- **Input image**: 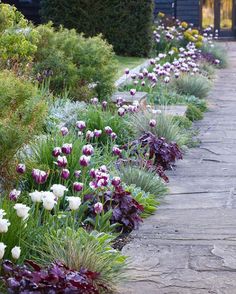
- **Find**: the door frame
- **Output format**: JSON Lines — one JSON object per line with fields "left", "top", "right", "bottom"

{"left": 200, "top": 0, "right": 235, "bottom": 37}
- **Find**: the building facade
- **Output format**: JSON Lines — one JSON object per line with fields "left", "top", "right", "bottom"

{"left": 3, "top": 0, "right": 236, "bottom": 37}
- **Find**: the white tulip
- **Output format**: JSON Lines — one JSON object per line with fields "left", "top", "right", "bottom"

{"left": 14, "top": 204, "right": 30, "bottom": 220}
{"left": 50, "top": 184, "right": 68, "bottom": 198}
{"left": 67, "top": 197, "right": 81, "bottom": 211}
{"left": 42, "top": 192, "right": 56, "bottom": 211}
{"left": 29, "top": 190, "right": 43, "bottom": 203}
{"left": 0, "top": 209, "right": 6, "bottom": 219}
{"left": 11, "top": 246, "right": 21, "bottom": 259}
{"left": 0, "top": 242, "right": 6, "bottom": 259}
{"left": 0, "top": 218, "right": 10, "bottom": 233}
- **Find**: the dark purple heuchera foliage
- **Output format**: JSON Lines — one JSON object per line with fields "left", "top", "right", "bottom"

{"left": 123, "top": 132, "right": 183, "bottom": 181}
{"left": 1, "top": 260, "right": 100, "bottom": 294}
{"left": 85, "top": 185, "right": 144, "bottom": 232}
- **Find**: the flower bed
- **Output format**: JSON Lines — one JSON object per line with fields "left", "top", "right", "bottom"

{"left": 0, "top": 5, "right": 225, "bottom": 293}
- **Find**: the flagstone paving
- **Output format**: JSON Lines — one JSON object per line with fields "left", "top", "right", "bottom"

{"left": 121, "top": 42, "right": 236, "bottom": 294}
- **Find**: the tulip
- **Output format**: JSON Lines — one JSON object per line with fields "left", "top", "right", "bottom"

{"left": 0, "top": 218, "right": 10, "bottom": 233}
{"left": 76, "top": 121, "right": 86, "bottom": 131}
{"left": 111, "top": 176, "right": 121, "bottom": 187}
{"left": 86, "top": 130, "right": 94, "bottom": 140}
{"left": 0, "top": 243, "right": 6, "bottom": 259}
{"left": 116, "top": 96, "right": 124, "bottom": 106}
{"left": 94, "top": 202, "right": 103, "bottom": 214}
{"left": 89, "top": 168, "right": 96, "bottom": 178}
{"left": 149, "top": 119, "right": 157, "bottom": 127}
{"left": 0, "top": 210, "right": 6, "bottom": 219}
{"left": 56, "top": 156, "right": 68, "bottom": 168}
{"left": 102, "top": 101, "right": 108, "bottom": 110}
{"left": 16, "top": 163, "right": 26, "bottom": 174}
{"left": 61, "top": 126, "right": 69, "bottom": 136}
{"left": 112, "top": 146, "right": 122, "bottom": 156}
{"left": 110, "top": 132, "right": 117, "bottom": 140}
{"left": 138, "top": 73, "right": 144, "bottom": 80}
{"left": 51, "top": 184, "right": 68, "bottom": 198}
{"left": 62, "top": 143, "right": 73, "bottom": 155}
{"left": 130, "top": 89, "right": 136, "bottom": 96}
{"left": 52, "top": 147, "right": 61, "bottom": 157}
{"left": 124, "top": 68, "right": 130, "bottom": 75}
{"left": 42, "top": 195, "right": 56, "bottom": 211}
{"left": 141, "top": 81, "right": 146, "bottom": 87}
{"left": 11, "top": 246, "right": 21, "bottom": 260}
{"left": 61, "top": 169, "right": 70, "bottom": 180}
{"left": 79, "top": 155, "right": 91, "bottom": 167}
{"left": 14, "top": 204, "right": 30, "bottom": 220}
{"left": 164, "top": 76, "right": 170, "bottom": 83}
{"left": 32, "top": 169, "right": 48, "bottom": 184}
{"left": 118, "top": 107, "right": 125, "bottom": 117}
{"left": 74, "top": 170, "right": 82, "bottom": 178}
{"left": 133, "top": 81, "right": 138, "bottom": 86}
{"left": 99, "top": 165, "right": 108, "bottom": 173}
{"left": 82, "top": 144, "right": 94, "bottom": 156}
{"left": 29, "top": 190, "right": 43, "bottom": 203}
{"left": 131, "top": 73, "right": 136, "bottom": 79}
{"left": 91, "top": 97, "right": 98, "bottom": 105}
{"left": 104, "top": 126, "right": 112, "bottom": 135}
{"left": 73, "top": 182, "right": 84, "bottom": 192}
{"left": 67, "top": 196, "right": 81, "bottom": 210}
{"left": 94, "top": 129, "right": 102, "bottom": 138}
{"left": 9, "top": 189, "right": 21, "bottom": 201}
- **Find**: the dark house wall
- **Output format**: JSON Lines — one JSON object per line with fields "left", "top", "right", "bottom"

{"left": 154, "top": 0, "right": 175, "bottom": 16}
{"left": 176, "top": 0, "right": 200, "bottom": 27}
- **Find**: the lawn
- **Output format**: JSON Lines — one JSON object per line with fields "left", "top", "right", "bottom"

{"left": 115, "top": 55, "right": 147, "bottom": 78}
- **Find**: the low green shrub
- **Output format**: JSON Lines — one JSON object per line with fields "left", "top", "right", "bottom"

{"left": 172, "top": 74, "right": 211, "bottom": 99}
{"left": 129, "top": 112, "right": 190, "bottom": 147}
{"left": 118, "top": 165, "right": 167, "bottom": 197}
{"left": 186, "top": 104, "right": 203, "bottom": 121}
{"left": 34, "top": 23, "right": 117, "bottom": 100}
{"left": 0, "top": 71, "right": 48, "bottom": 184}
{"left": 40, "top": 0, "right": 154, "bottom": 57}
{"left": 172, "top": 116, "right": 193, "bottom": 129}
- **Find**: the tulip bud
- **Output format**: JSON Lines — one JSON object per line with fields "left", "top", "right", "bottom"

{"left": 32, "top": 169, "right": 48, "bottom": 184}
{"left": 149, "top": 119, "right": 157, "bottom": 127}
{"left": 9, "top": 189, "right": 21, "bottom": 201}
{"left": 118, "top": 107, "right": 125, "bottom": 117}
{"left": 61, "top": 169, "right": 70, "bottom": 180}
{"left": 89, "top": 168, "right": 96, "bottom": 178}
{"left": 130, "top": 89, "right": 136, "bottom": 96}
{"left": 104, "top": 126, "right": 113, "bottom": 135}
{"left": 74, "top": 170, "right": 82, "bottom": 178}
{"left": 110, "top": 132, "right": 117, "bottom": 140}
{"left": 11, "top": 246, "right": 21, "bottom": 260}
{"left": 0, "top": 219, "right": 10, "bottom": 233}
{"left": 42, "top": 193, "right": 56, "bottom": 211}
{"left": 16, "top": 164, "right": 26, "bottom": 174}
{"left": 82, "top": 144, "right": 94, "bottom": 156}
{"left": 91, "top": 97, "right": 98, "bottom": 105}
{"left": 86, "top": 130, "right": 94, "bottom": 141}
{"left": 61, "top": 126, "right": 69, "bottom": 136}
{"left": 102, "top": 101, "right": 108, "bottom": 110}
{"left": 94, "top": 129, "right": 102, "bottom": 138}
{"left": 76, "top": 121, "right": 86, "bottom": 131}
{"left": 56, "top": 156, "right": 68, "bottom": 168}
{"left": 73, "top": 182, "right": 84, "bottom": 192}
{"left": 67, "top": 196, "right": 81, "bottom": 210}
{"left": 94, "top": 202, "right": 103, "bottom": 214}
{"left": 51, "top": 184, "right": 68, "bottom": 198}
{"left": 14, "top": 204, "right": 30, "bottom": 220}
{"left": 124, "top": 68, "right": 130, "bottom": 75}
{"left": 52, "top": 147, "right": 61, "bottom": 157}
{"left": 0, "top": 243, "right": 6, "bottom": 259}
{"left": 111, "top": 176, "right": 121, "bottom": 187}
{"left": 62, "top": 143, "right": 73, "bottom": 155}
{"left": 112, "top": 146, "right": 122, "bottom": 156}
{"left": 79, "top": 155, "right": 91, "bottom": 167}
{"left": 29, "top": 190, "right": 43, "bottom": 203}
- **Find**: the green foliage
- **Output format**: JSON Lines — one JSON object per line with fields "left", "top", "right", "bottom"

{"left": 118, "top": 165, "right": 167, "bottom": 197}
{"left": 199, "top": 62, "right": 216, "bottom": 78}
{"left": 129, "top": 112, "right": 190, "bottom": 147}
{"left": 0, "top": 71, "right": 48, "bottom": 183}
{"left": 125, "top": 185, "right": 159, "bottom": 218}
{"left": 172, "top": 116, "right": 192, "bottom": 129}
{"left": 0, "top": 3, "right": 27, "bottom": 32}
{"left": 173, "top": 74, "right": 211, "bottom": 99}
{"left": 34, "top": 23, "right": 117, "bottom": 100}
{"left": 186, "top": 104, "right": 203, "bottom": 121}
{"left": 40, "top": 0, "right": 154, "bottom": 57}
{"left": 202, "top": 43, "right": 228, "bottom": 68}
{"left": 36, "top": 228, "right": 127, "bottom": 293}
{"left": 79, "top": 105, "right": 133, "bottom": 145}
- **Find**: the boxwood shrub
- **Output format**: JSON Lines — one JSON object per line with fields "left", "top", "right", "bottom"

{"left": 40, "top": 0, "right": 154, "bottom": 57}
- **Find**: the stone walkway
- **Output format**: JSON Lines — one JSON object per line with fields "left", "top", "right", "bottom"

{"left": 121, "top": 42, "right": 236, "bottom": 294}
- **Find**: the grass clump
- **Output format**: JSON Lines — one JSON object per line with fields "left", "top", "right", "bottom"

{"left": 186, "top": 104, "right": 203, "bottom": 121}
{"left": 173, "top": 74, "right": 211, "bottom": 99}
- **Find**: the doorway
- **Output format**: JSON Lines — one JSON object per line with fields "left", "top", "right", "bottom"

{"left": 202, "top": 0, "right": 235, "bottom": 37}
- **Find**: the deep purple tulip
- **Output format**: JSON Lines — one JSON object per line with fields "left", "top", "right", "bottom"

{"left": 73, "top": 182, "right": 84, "bottom": 192}
{"left": 9, "top": 189, "right": 21, "bottom": 201}
{"left": 111, "top": 177, "right": 121, "bottom": 187}
{"left": 61, "top": 126, "right": 69, "bottom": 136}
{"left": 62, "top": 143, "right": 73, "bottom": 155}
{"left": 102, "top": 101, "right": 108, "bottom": 110}
{"left": 89, "top": 168, "right": 96, "bottom": 178}
{"left": 32, "top": 169, "right": 48, "bottom": 184}
{"left": 86, "top": 130, "right": 94, "bottom": 141}
{"left": 104, "top": 126, "right": 113, "bottom": 135}
{"left": 52, "top": 147, "right": 61, "bottom": 157}
{"left": 79, "top": 155, "right": 91, "bottom": 167}
{"left": 76, "top": 121, "right": 86, "bottom": 131}
{"left": 61, "top": 169, "right": 70, "bottom": 180}
{"left": 110, "top": 132, "right": 117, "bottom": 140}
{"left": 94, "top": 129, "right": 102, "bottom": 138}
{"left": 82, "top": 144, "right": 94, "bottom": 156}
{"left": 124, "top": 68, "right": 130, "bottom": 75}
{"left": 112, "top": 146, "right": 122, "bottom": 156}
{"left": 16, "top": 164, "right": 26, "bottom": 174}
{"left": 57, "top": 156, "right": 68, "bottom": 168}
{"left": 149, "top": 119, "right": 157, "bottom": 127}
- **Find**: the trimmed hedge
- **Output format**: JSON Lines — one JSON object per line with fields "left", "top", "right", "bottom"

{"left": 40, "top": 0, "right": 154, "bottom": 57}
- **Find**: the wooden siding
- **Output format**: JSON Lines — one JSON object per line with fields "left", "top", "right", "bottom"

{"left": 175, "top": 0, "right": 200, "bottom": 27}
{"left": 154, "top": 0, "right": 175, "bottom": 16}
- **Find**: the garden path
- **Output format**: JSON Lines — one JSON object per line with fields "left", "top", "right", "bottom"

{"left": 121, "top": 42, "right": 236, "bottom": 294}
